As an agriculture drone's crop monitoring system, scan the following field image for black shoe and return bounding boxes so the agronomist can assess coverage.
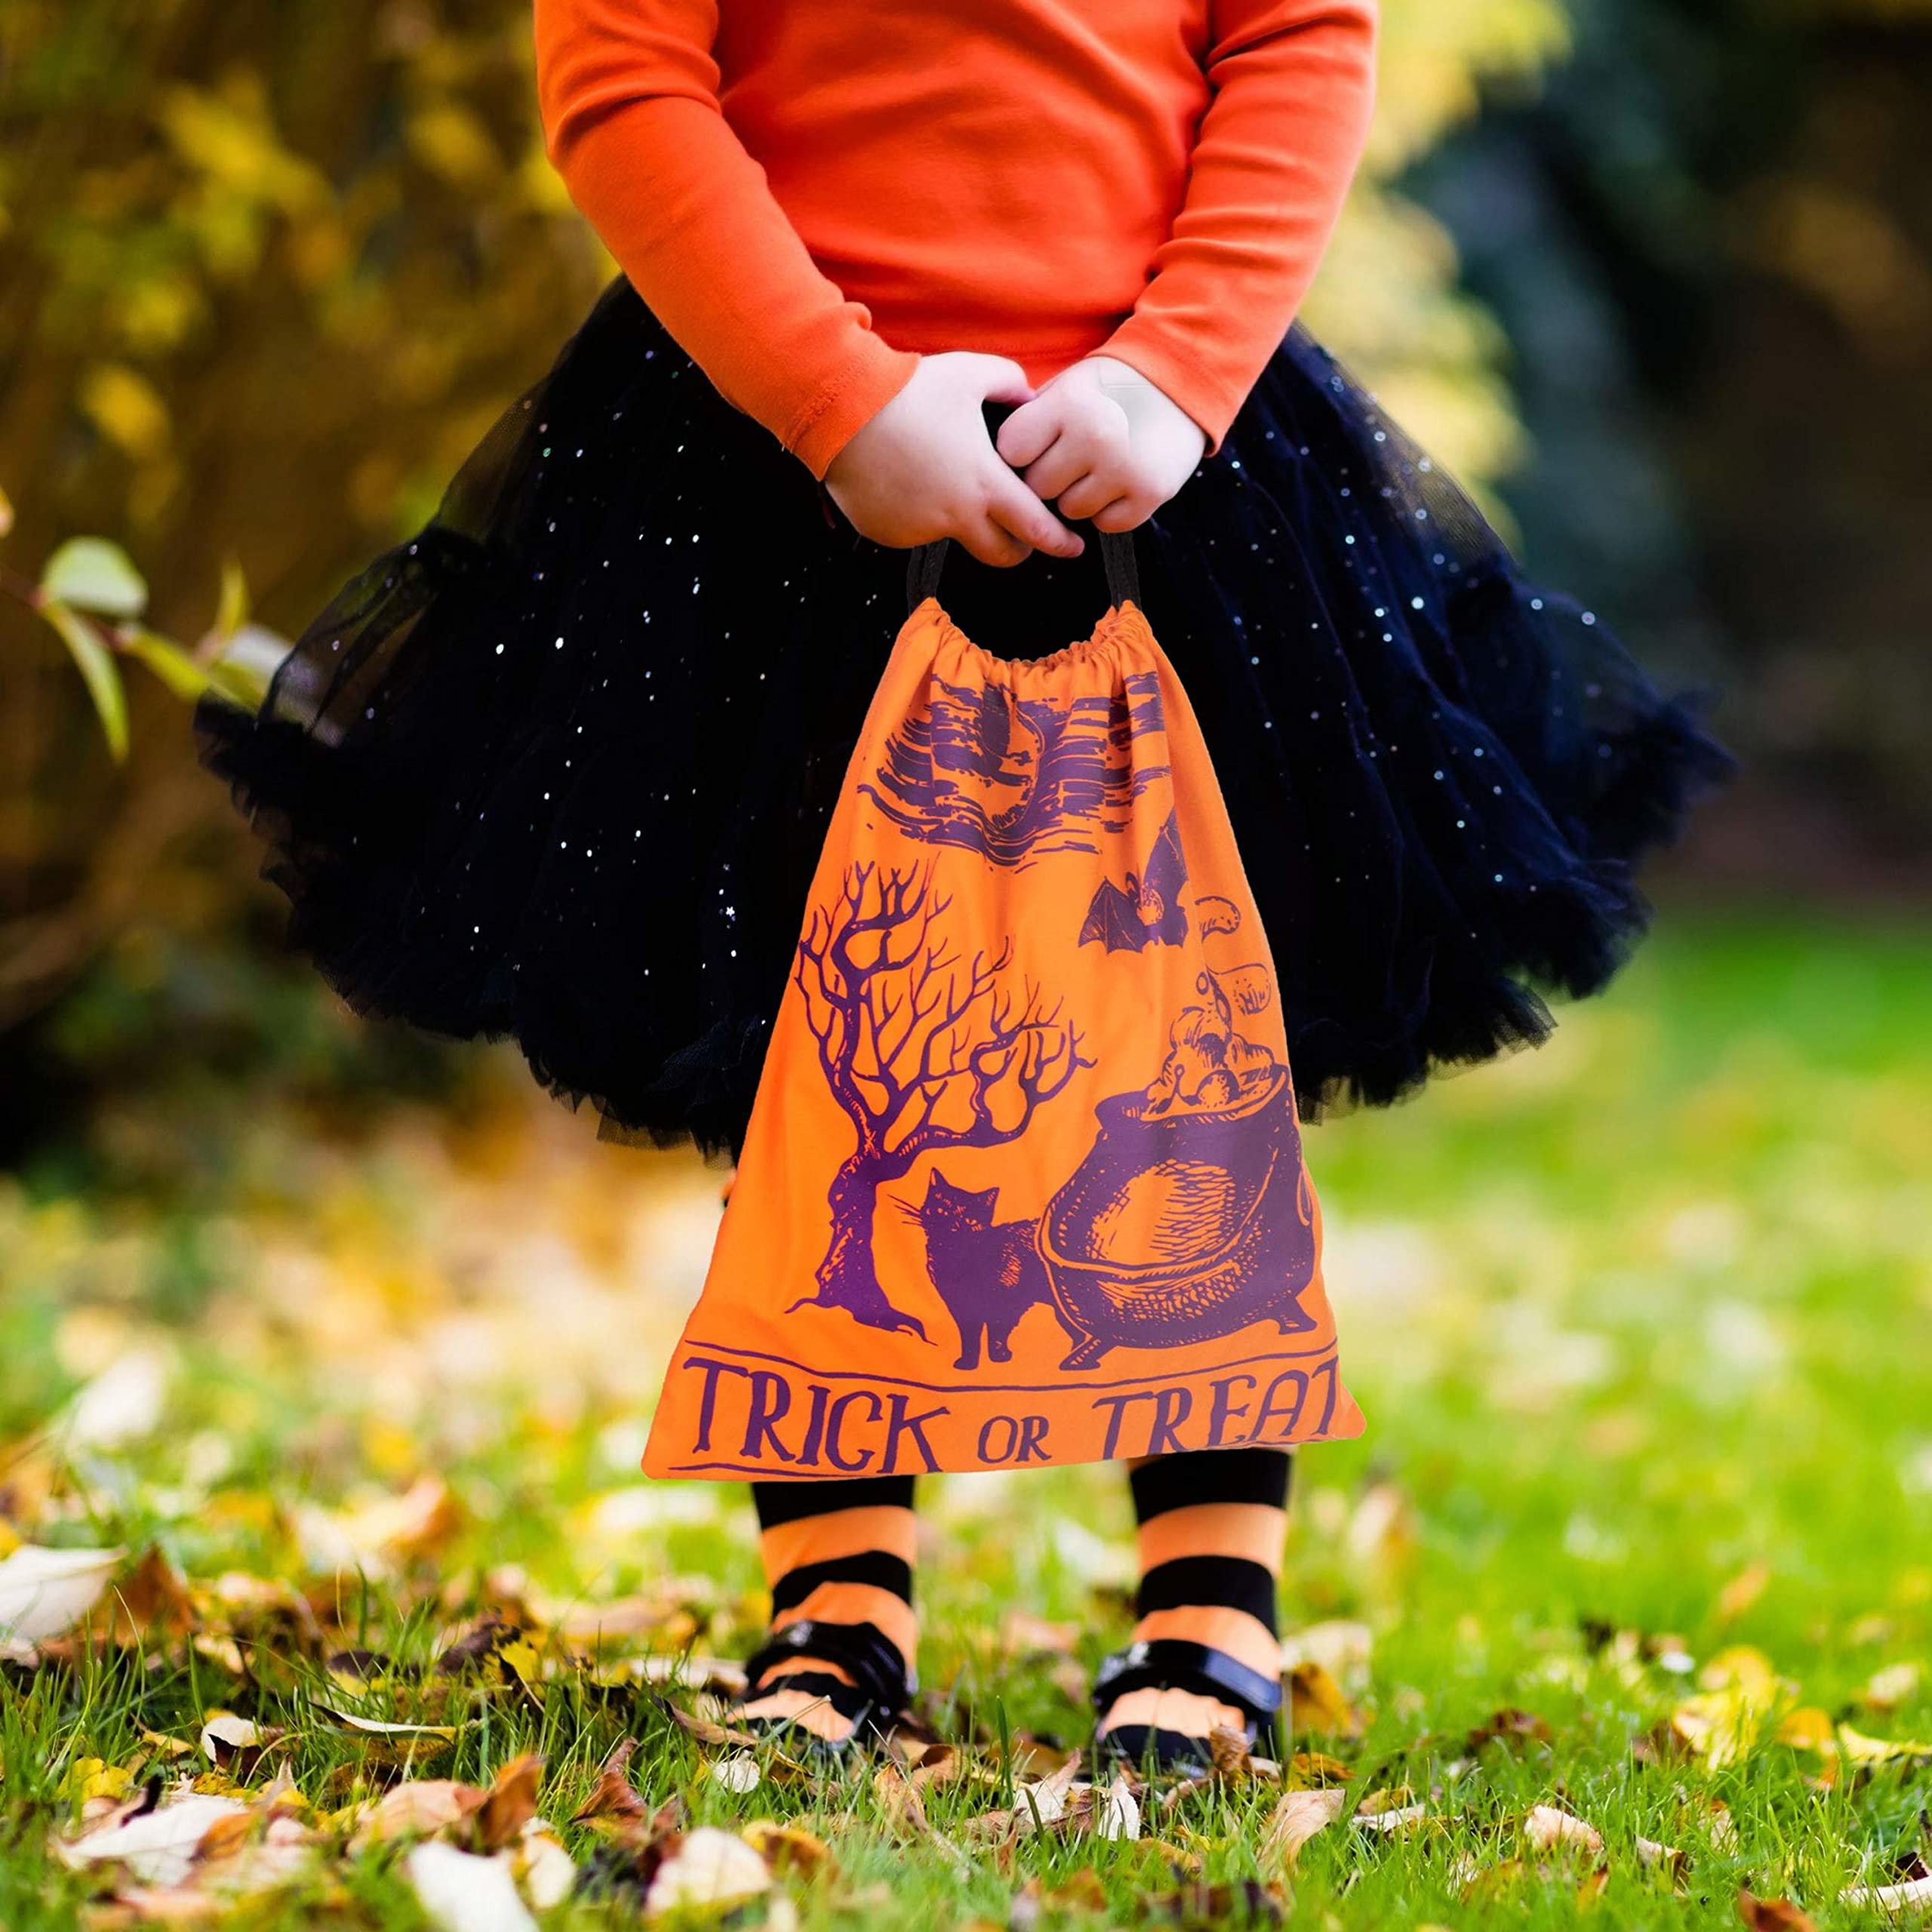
[1092,1637,1283,1774]
[730,1617,912,1756]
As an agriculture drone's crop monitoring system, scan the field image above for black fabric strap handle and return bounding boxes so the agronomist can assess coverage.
[906,528,1140,617]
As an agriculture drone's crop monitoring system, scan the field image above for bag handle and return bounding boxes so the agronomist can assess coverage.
[905,528,1140,618]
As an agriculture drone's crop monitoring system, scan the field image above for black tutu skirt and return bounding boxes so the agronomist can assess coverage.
[200,278,1733,1156]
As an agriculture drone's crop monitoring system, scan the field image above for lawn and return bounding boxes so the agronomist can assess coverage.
[2,911,1929,1929]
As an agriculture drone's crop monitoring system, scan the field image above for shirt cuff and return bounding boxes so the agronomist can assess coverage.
[783,338,923,480]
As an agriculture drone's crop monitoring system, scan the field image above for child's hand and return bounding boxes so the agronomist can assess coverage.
[995,356,1208,531]
[824,353,1084,567]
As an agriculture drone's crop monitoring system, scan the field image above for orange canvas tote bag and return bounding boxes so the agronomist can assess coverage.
[645,534,1363,1481]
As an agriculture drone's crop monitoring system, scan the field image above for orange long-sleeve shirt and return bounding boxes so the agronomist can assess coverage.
[534,0,1377,478]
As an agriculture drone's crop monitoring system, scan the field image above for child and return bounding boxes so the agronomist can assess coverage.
[200,0,1731,1768]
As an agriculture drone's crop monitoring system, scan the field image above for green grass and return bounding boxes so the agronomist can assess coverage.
[2,910,1929,1928]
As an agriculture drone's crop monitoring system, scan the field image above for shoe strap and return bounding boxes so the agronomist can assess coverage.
[1092,1638,1284,1727]
[743,1618,909,1712]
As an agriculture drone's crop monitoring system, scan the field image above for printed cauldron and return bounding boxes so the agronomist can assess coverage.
[1038,1064,1318,1369]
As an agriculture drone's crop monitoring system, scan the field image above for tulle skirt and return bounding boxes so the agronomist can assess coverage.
[199,278,1733,1155]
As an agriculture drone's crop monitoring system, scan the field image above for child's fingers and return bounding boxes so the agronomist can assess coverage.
[1091,492,1151,534]
[994,398,1063,470]
[1056,466,1134,522]
[964,354,1038,410]
[1021,434,1104,507]
[983,467,1082,561]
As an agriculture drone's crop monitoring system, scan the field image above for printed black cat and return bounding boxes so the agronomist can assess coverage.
[903,1169,1075,1371]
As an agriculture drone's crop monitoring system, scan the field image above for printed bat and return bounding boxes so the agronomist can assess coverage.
[1080,810,1190,952]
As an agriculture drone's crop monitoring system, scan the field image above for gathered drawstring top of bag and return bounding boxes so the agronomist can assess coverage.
[903,529,1151,691]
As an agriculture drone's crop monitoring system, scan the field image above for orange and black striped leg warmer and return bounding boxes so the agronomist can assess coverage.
[737,1476,918,1748]
[1094,1448,1291,1770]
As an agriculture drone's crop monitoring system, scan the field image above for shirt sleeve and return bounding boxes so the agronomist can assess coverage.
[1098,0,1378,450]
[533,0,920,478]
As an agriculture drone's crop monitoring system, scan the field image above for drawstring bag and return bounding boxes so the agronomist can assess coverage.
[645,534,1363,1481]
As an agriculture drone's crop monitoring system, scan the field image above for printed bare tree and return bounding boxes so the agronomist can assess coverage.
[787,861,1092,1337]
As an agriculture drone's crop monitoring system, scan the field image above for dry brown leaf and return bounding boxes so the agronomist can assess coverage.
[571,1740,649,1829]
[742,1820,837,1879]
[907,1742,971,1793]
[351,1780,489,1849]
[1285,1751,1352,1786]
[314,1703,457,1743]
[1524,1804,1606,1857]
[1045,1869,1108,1913]
[197,1712,285,1780]
[1577,1864,1612,1909]
[662,1698,759,1749]
[106,1548,197,1649]
[1737,1887,1818,1932]
[1459,1857,1530,1901]
[1136,1877,1290,1927]
[475,1753,543,1851]
[1354,1785,1428,1835]
[1287,1661,1361,1738]
[1637,1835,1690,1885]
[1260,1787,1345,1869]
[1208,1726,1255,1784]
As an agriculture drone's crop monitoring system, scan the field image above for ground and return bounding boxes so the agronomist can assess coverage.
[2,913,1929,1929]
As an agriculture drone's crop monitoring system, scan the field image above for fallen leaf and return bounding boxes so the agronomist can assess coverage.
[645,1825,773,1915]
[1354,1786,1427,1834]
[1208,1727,1256,1784]
[1260,1788,1345,1869]
[1097,1774,1141,1842]
[571,1740,648,1829]
[313,1704,458,1743]
[1841,1875,1932,1912]
[1637,1835,1690,1884]
[1287,1661,1361,1737]
[56,1793,248,1888]
[1285,1751,1352,1786]
[663,1699,759,1749]
[515,1820,577,1910]
[710,1753,761,1795]
[297,1477,462,1579]
[1135,1878,1289,1927]
[406,1841,537,1932]
[1737,1887,1817,1932]
[473,1754,543,1852]
[742,1820,837,1879]
[1778,1708,1837,1752]
[906,1742,966,1793]
[350,1780,488,1849]
[1856,1663,1924,1715]
[106,1547,196,1649]
[0,1544,125,1643]
[1524,1804,1605,1856]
